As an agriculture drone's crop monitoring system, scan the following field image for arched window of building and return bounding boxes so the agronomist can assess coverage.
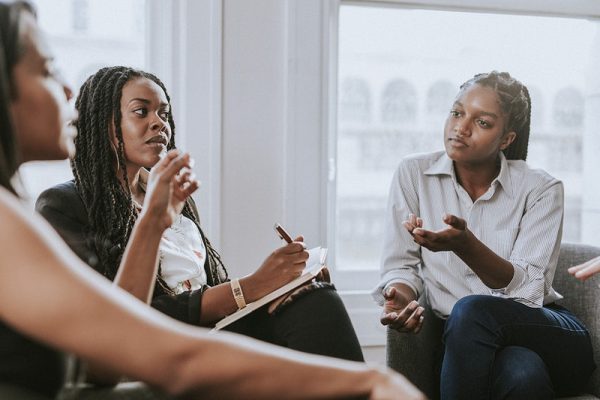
[339,77,371,123]
[553,87,584,128]
[72,0,90,33]
[381,79,417,124]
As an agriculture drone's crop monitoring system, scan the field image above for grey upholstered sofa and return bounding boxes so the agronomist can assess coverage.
[387,242,600,400]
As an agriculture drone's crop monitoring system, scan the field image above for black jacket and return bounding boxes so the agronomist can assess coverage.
[36,180,228,325]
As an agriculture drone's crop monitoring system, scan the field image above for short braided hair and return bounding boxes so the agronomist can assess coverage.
[459,71,531,161]
[73,66,228,295]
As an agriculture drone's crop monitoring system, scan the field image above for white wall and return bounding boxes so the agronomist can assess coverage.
[221,0,290,276]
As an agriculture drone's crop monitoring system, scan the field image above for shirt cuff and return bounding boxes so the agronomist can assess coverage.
[371,278,420,306]
[489,262,526,297]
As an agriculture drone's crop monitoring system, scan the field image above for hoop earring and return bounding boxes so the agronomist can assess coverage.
[111,143,121,172]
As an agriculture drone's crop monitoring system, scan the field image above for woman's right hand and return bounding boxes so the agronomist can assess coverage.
[241,236,309,301]
[380,286,424,334]
[141,149,199,231]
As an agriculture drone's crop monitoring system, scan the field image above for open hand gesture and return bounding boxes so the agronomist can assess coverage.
[380,286,424,334]
[404,213,468,253]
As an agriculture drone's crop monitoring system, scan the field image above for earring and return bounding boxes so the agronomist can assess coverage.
[111,143,121,171]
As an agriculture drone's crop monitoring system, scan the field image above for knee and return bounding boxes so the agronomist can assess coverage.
[444,295,495,342]
[492,346,554,400]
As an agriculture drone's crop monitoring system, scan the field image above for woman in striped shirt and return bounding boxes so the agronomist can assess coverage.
[375,71,595,399]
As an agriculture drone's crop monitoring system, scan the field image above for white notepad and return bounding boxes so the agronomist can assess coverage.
[213,247,328,331]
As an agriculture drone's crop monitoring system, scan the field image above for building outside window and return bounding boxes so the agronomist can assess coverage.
[334,4,598,286]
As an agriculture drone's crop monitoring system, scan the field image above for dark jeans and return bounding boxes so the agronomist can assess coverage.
[225,287,364,362]
[441,295,595,400]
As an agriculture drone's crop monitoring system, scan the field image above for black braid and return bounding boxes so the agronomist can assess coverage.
[459,71,531,161]
[73,66,228,295]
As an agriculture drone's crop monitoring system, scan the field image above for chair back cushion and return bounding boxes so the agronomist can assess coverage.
[553,243,600,396]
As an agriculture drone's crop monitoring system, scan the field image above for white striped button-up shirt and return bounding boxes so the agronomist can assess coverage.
[372,150,563,318]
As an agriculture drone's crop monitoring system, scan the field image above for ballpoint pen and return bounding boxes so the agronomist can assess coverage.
[274,223,293,244]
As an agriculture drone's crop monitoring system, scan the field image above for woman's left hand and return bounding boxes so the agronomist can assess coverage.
[141,149,200,230]
[568,256,600,281]
[410,213,470,252]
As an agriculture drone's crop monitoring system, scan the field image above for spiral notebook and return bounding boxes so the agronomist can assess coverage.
[213,247,327,331]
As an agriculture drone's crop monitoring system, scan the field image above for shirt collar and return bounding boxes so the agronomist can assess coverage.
[131,168,150,210]
[138,168,150,191]
[493,152,513,197]
[424,151,514,198]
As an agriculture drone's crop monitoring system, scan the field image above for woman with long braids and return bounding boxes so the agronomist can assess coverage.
[0,1,423,399]
[36,65,364,375]
[374,71,595,398]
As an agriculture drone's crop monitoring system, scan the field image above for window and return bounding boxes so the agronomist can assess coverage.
[553,87,585,128]
[381,79,417,124]
[333,3,598,291]
[19,0,147,205]
[339,77,371,123]
[71,0,89,32]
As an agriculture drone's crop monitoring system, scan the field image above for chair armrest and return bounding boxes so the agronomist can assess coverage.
[386,305,444,400]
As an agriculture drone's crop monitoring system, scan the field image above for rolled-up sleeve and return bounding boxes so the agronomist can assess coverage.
[372,160,424,305]
[495,179,563,306]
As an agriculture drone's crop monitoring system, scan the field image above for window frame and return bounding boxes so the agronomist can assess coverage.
[284,0,600,345]
[147,0,223,247]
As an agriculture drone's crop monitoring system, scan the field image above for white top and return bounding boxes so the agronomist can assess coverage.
[159,214,207,294]
[372,151,563,318]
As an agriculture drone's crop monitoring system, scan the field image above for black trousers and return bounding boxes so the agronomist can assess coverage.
[225,287,364,362]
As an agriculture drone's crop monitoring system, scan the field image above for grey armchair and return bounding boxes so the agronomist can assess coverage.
[387,243,600,400]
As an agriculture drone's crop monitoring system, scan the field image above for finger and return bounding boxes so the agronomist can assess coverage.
[293,235,307,249]
[416,217,423,228]
[162,153,193,180]
[279,242,307,255]
[403,221,417,234]
[402,306,424,331]
[574,262,600,281]
[172,172,196,198]
[396,300,419,323]
[290,250,310,264]
[178,179,200,199]
[443,213,466,230]
[380,311,399,326]
[568,257,599,275]
[383,286,396,301]
[153,149,180,171]
[568,263,587,275]
[175,169,193,183]
[412,228,434,241]
[409,213,417,227]
[412,315,425,334]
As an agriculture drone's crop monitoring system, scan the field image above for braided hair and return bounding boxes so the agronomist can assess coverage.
[459,71,531,161]
[72,66,228,295]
